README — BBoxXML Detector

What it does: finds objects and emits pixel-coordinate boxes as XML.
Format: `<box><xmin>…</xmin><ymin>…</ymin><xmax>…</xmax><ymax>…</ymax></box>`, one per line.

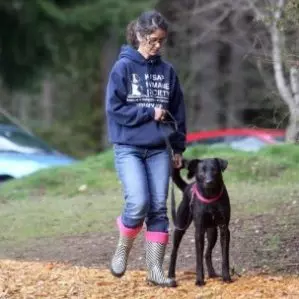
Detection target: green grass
<box><xmin>0</xmin><ymin>149</ymin><xmax>118</xmax><ymax>200</ymax></box>
<box><xmin>0</xmin><ymin>144</ymin><xmax>298</xmax><ymax>245</ymax></box>
<box><xmin>0</xmin><ymin>193</ymin><xmax>122</xmax><ymax>243</ymax></box>
<box><xmin>185</xmin><ymin>144</ymin><xmax>299</xmax><ymax>183</ymax></box>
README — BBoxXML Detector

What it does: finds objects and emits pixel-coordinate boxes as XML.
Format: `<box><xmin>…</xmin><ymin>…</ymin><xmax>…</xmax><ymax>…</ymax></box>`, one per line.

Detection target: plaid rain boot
<box><xmin>110</xmin><ymin>217</ymin><xmax>142</xmax><ymax>277</ymax></box>
<box><xmin>145</xmin><ymin>231</ymin><xmax>177</xmax><ymax>287</ymax></box>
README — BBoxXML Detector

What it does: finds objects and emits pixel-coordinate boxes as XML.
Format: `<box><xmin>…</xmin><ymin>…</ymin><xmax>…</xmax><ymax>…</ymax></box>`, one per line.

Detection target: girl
<box><xmin>105</xmin><ymin>10</ymin><xmax>186</xmax><ymax>287</ymax></box>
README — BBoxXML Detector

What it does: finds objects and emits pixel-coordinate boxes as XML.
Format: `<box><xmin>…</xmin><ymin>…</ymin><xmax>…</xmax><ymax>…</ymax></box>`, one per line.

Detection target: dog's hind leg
<box><xmin>219</xmin><ymin>225</ymin><xmax>232</xmax><ymax>283</ymax></box>
<box><xmin>205</xmin><ymin>227</ymin><xmax>219</xmax><ymax>278</ymax></box>
<box><xmin>168</xmin><ymin>225</ymin><xmax>190</xmax><ymax>279</ymax></box>
<box><xmin>168</xmin><ymin>192</ymin><xmax>192</xmax><ymax>279</ymax></box>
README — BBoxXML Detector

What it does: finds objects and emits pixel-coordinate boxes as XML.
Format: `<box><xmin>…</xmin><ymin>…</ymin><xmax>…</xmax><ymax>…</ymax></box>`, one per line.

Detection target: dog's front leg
<box><xmin>219</xmin><ymin>225</ymin><xmax>232</xmax><ymax>283</ymax></box>
<box><xmin>205</xmin><ymin>227</ymin><xmax>218</xmax><ymax>278</ymax></box>
<box><xmin>195</xmin><ymin>229</ymin><xmax>205</xmax><ymax>286</ymax></box>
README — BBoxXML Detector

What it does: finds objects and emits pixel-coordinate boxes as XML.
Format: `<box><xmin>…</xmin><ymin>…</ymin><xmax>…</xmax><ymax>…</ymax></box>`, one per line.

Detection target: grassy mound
<box><xmin>1</xmin><ymin>144</ymin><xmax>298</xmax><ymax>200</ymax></box>
<box><xmin>0</xmin><ymin>144</ymin><xmax>298</xmax><ymax>243</ymax></box>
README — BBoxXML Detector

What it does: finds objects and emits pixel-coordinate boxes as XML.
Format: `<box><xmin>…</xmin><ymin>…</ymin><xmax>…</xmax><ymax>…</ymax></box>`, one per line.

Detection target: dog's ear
<box><xmin>216</xmin><ymin>158</ymin><xmax>228</xmax><ymax>172</ymax></box>
<box><xmin>187</xmin><ymin>159</ymin><xmax>201</xmax><ymax>179</ymax></box>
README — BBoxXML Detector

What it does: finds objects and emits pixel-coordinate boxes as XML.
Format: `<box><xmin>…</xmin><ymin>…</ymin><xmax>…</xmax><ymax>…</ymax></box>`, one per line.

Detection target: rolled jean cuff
<box><xmin>121</xmin><ymin>214</ymin><xmax>145</xmax><ymax>230</ymax></box>
<box><xmin>117</xmin><ymin>216</ymin><xmax>142</xmax><ymax>238</ymax></box>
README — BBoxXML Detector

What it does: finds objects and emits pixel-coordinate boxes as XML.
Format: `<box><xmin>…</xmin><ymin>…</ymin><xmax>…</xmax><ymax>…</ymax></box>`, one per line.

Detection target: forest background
<box><xmin>1</xmin><ymin>0</ymin><xmax>298</xmax><ymax>158</ymax></box>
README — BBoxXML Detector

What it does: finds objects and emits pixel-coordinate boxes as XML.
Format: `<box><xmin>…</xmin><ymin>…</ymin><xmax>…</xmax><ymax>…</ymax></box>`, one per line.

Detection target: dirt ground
<box><xmin>1</xmin><ymin>211</ymin><xmax>298</xmax><ymax>275</ymax></box>
<box><xmin>0</xmin><ymin>208</ymin><xmax>298</xmax><ymax>298</ymax></box>
<box><xmin>1</xmin><ymin>260</ymin><xmax>299</xmax><ymax>299</ymax></box>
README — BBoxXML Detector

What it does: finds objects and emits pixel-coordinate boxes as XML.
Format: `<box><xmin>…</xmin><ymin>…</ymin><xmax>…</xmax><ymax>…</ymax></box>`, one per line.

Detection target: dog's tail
<box><xmin>171</xmin><ymin>159</ymin><xmax>188</xmax><ymax>192</ymax></box>
<box><xmin>170</xmin><ymin>159</ymin><xmax>189</xmax><ymax>228</ymax></box>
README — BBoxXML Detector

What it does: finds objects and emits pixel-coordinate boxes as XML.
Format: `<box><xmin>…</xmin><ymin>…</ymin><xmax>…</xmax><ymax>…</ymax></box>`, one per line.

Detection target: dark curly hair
<box><xmin>126</xmin><ymin>20</ymin><xmax>139</xmax><ymax>49</ymax></box>
<box><xmin>126</xmin><ymin>10</ymin><xmax>169</xmax><ymax>49</ymax></box>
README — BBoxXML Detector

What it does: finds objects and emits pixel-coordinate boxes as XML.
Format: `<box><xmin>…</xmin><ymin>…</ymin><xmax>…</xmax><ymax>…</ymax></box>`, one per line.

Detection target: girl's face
<box><xmin>138</xmin><ymin>28</ymin><xmax>167</xmax><ymax>58</ymax></box>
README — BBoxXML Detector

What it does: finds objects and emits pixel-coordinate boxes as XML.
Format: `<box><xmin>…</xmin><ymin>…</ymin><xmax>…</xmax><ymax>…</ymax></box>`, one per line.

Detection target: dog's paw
<box><xmin>167</xmin><ymin>271</ymin><xmax>176</xmax><ymax>279</ymax></box>
<box><xmin>195</xmin><ymin>280</ymin><xmax>205</xmax><ymax>287</ymax></box>
<box><xmin>223</xmin><ymin>276</ymin><xmax>233</xmax><ymax>283</ymax></box>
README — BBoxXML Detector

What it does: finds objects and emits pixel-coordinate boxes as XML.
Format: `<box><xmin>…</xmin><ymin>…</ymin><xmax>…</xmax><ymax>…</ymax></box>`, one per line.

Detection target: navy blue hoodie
<box><xmin>105</xmin><ymin>45</ymin><xmax>186</xmax><ymax>153</ymax></box>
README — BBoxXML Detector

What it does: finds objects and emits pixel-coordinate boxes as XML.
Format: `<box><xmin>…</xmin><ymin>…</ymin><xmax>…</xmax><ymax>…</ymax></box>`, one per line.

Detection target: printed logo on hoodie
<box><xmin>128</xmin><ymin>73</ymin><xmax>170</xmax><ymax>108</ymax></box>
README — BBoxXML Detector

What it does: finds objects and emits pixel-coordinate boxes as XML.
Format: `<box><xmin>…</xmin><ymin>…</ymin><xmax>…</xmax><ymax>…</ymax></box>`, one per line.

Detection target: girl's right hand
<box><xmin>154</xmin><ymin>107</ymin><xmax>166</xmax><ymax>121</ymax></box>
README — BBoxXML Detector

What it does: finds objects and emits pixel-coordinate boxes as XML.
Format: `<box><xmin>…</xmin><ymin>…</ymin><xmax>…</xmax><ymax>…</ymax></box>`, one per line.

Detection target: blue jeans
<box><xmin>113</xmin><ymin>144</ymin><xmax>171</xmax><ymax>232</ymax></box>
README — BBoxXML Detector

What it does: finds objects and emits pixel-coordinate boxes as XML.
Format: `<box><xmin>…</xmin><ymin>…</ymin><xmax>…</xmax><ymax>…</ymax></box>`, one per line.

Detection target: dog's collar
<box><xmin>191</xmin><ymin>183</ymin><xmax>224</xmax><ymax>204</ymax></box>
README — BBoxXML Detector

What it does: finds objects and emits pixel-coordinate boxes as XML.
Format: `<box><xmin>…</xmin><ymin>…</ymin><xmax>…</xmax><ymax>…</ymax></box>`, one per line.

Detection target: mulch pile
<box><xmin>0</xmin><ymin>259</ymin><xmax>298</xmax><ymax>298</ymax></box>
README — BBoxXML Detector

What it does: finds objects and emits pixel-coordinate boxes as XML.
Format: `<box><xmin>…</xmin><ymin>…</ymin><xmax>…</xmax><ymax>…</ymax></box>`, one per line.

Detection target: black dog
<box><xmin>168</xmin><ymin>158</ymin><xmax>232</xmax><ymax>286</ymax></box>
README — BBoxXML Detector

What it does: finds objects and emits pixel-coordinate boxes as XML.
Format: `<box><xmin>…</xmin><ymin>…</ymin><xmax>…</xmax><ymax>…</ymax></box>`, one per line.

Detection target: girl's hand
<box><xmin>173</xmin><ymin>153</ymin><xmax>183</xmax><ymax>169</ymax></box>
<box><xmin>154</xmin><ymin>107</ymin><xmax>166</xmax><ymax>121</ymax></box>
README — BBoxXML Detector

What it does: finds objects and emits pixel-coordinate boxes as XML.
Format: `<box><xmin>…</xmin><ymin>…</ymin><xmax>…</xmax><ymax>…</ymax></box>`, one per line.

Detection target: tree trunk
<box><xmin>95</xmin><ymin>30</ymin><xmax>119</xmax><ymax>150</ymax></box>
<box><xmin>191</xmin><ymin>41</ymin><xmax>220</xmax><ymax>130</ymax></box>
<box><xmin>287</xmin><ymin>66</ymin><xmax>299</xmax><ymax>141</ymax></box>
<box><xmin>225</xmin><ymin>46</ymin><xmax>244</xmax><ymax>128</ymax></box>
<box><xmin>41</xmin><ymin>78</ymin><xmax>53</xmax><ymax>128</ymax></box>
<box><xmin>19</xmin><ymin>93</ymin><xmax>29</xmax><ymax>124</ymax></box>
<box><xmin>224</xmin><ymin>14</ymin><xmax>248</xmax><ymax>128</ymax></box>
<box><xmin>270</xmin><ymin>0</ymin><xmax>297</xmax><ymax>142</ymax></box>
